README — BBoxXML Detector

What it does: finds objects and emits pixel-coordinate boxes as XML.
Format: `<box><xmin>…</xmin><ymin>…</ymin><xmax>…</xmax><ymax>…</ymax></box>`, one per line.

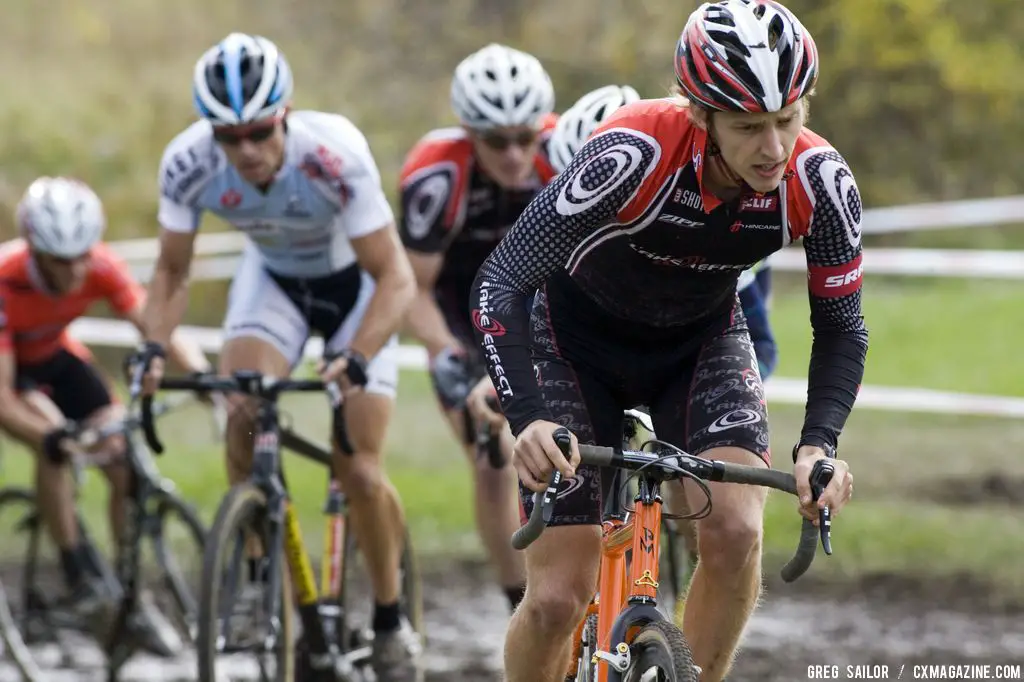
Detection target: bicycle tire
<box><xmin>567</xmin><ymin>612</ymin><xmax>598</xmax><ymax>682</ymax></box>
<box><xmin>0</xmin><ymin>576</ymin><xmax>44</xmax><ymax>681</ymax></box>
<box><xmin>196</xmin><ymin>484</ymin><xmax>294</xmax><ymax>682</ymax></box>
<box><xmin>0</xmin><ymin>487</ymin><xmax>60</xmax><ymax>643</ymax></box>
<box><xmin>399</xmin><ymin>525</ymin><xmax>424</xmax><ymax>638</ymax></box>
<box><xmin>657</xmin><ymin>518</ymin><xmax>697</xmax><ymax>625</ymax></box>
<box><xmin>149</xmin><ymin>488</ymin><xmax>207</xmax><ymax>640</ymax></box>
<box><xmin>625</xmin><ymin>620</ymin><xmax>698</xmax><ymax>682</ymax></box>
<box><xmin>341</xmin><ymin>521</ymin><xmax>424</xmax><ymax>636</ymax></box>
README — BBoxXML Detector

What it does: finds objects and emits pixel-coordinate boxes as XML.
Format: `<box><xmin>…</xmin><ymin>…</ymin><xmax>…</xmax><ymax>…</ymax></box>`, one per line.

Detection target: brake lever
<box><xmin>809</xmin><ymin>457</ymin><xmax>835</xmax><ymax>555</ymax></box>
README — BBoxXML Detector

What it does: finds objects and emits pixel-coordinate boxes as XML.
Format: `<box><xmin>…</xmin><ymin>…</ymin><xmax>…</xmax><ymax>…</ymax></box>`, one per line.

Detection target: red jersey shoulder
<box><xmin>0</xmin><ymin>240</ymin><xmax>30</xmax><ymax>280</ymax></box>
<box><xmin>784</xmin><ymin>127</ymin><xmax>858</xmax><ymax>240</ymax></box>
<box><xmin>399</xmin><ymin>128</ymin><xmax>474</xmax><ymax>186</ymax></box>
<box><xmin>534</xmin><ymin>112</ymin><xmax>561</xmax><ymax>184</ymax></box>
<box><xmin>587</xmin><ymin>98</ymin><xmax>697</xmax><ymax>224</ymax></box>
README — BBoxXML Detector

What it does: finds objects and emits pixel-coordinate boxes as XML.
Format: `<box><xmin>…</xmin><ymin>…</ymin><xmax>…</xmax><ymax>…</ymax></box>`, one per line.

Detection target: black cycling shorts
<box><xmin>521</xmin><ymin>273</ymin><xmax>770</xmax><ymax>527</ymax></box>
<box><xmin>16</xmin><ymin>349</ymin><xmax>114</xmax><ymax>421</ymax></box>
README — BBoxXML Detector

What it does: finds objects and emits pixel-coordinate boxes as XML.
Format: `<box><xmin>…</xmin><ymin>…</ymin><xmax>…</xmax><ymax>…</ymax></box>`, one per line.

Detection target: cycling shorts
<box><xmin>16</xmin><ymin>348</ymin><xmax>114</xmax><ymax>421</ymax></box>
<box><xmin>521</xmin><ymin>272</ymin><xmax>770</xmax><ymax>527</ymax></box>
<box><xmin>223</xmin><ymin>243</ymin><xmax>398</xmax><ymax>398</ymax></box>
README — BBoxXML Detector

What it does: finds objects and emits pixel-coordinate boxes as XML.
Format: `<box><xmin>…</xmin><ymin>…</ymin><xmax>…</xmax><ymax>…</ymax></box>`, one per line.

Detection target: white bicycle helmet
<box><xmin>17</xmin><ymin>177</ymin><xmax>106</xmax><ymax>258</ymax></box>
<box><xmin>675</xmin><ymin>0</ymin><xmax>818</xmax><ymax>112</ymax></box>
<box><xmin>193</xmin><ymin>33</ymin><xmax>294</xmax><ymax>126</ymax></box>
<box><xmin>548</xmin><ymin>85</ymin><xmax>641</xmax><ymax>174</ymax></box>
<box><xmin>450</xmin><ymin>43</ymin><xmax>555</xmax><ymax>130</ymax></box>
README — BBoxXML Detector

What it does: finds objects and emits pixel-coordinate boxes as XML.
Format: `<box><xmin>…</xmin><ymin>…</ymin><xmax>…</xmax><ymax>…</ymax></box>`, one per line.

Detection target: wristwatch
<box><xmin>791</xmin><ymin>441</ymin><xmax>837</xmax><ymax>464</ymax></box>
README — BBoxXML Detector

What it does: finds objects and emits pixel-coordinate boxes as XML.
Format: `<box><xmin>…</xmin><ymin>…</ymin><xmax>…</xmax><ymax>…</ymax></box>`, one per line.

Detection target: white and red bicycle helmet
<box><xmin>675</xmin><ymin>0</ymin><xmax>818</xmax><ymax>112</ymax></box>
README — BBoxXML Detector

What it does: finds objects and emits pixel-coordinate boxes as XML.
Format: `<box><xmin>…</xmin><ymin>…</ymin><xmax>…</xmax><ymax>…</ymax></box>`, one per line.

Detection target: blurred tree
<box><xmin>0</xmin><ymin>0</ymin><xmax>1020</xmax><ymax>323</ymax></box>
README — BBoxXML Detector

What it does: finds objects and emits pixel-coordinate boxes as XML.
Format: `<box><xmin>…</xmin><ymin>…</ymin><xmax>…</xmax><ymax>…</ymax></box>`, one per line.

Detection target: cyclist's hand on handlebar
<box><xmin>466</xmin><ymin>377</ymin><xmax>504</xmax><ymax>431</ymax></box>
<box><xmin>318</xmin><ymin>349</ymin><xmax>370</xmax><ymax>396</ymax></box>
<box><xmin>513</xmin><ymin>420</ymin><xmax>579</xmax><ymax>492</ymax></box>
<box><xmin>794</xmin><ymin>445</ymin><xmax>853</xmax><ymax>524</ymax></box>
<box><xmin>125</xmin><ymin>341</ymin><xmax>167</xmax><ymax>397</ymax></box>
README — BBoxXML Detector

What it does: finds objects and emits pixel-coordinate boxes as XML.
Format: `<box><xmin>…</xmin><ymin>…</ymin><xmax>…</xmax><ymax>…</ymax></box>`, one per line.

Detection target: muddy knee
<box><xmin>337</xmin><ymin>454</ymin><xmax>384</xmax><ymax>502</ymax></box>
<box><xmin>521</xmin><ymin>579</ymin><xmax>592</xmax><ymax>636</ymax></box>
<box><xmin>698</xmin><ymin>513</ymin><xmax>762</xmax><ymax>573</ymax></box>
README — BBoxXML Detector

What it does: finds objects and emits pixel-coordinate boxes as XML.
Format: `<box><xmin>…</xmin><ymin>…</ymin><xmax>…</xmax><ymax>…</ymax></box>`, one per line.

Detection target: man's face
<box><xmin>469</xmin><ymin>125</ymin><xmax>543</xmax><ymax>188</ymax></box>
<box><xmin>35</xmin><ymin>250</ymin><xmax>92</xmax><ymax>294</ymax></box>
<box><xmin>214</xmin><ymin>117</ymin><xmax>287</xmax><ymax>187</ymax></box>
<box><xmin>709</xmin><ymin>101</ymin><xmax>806</xmax><ymax>193</ymax></box>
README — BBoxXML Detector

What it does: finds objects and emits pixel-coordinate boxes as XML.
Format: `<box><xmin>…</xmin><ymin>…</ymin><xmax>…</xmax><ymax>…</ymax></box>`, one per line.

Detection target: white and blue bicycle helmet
<box><xmin>193</xmin><ymin>33</ymin><xmax>294</xmax><ymax>126</ymax></box>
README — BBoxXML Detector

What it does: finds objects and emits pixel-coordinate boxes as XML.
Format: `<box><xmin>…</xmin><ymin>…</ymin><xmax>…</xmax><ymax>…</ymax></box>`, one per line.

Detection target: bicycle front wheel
<box><xmin>149</xmin><ymin>488</ymin><xmax>207</xmax><ymax>642</ymax></box>
<box><xmin>0</xmin><ymin>576</ymin><xmax>44</xmax><ymax>681</ymax></box>
<box><xmin>196</xmin><ymin>483</ymin><xmax>294</xmax><ymax>682</ymax></box>
<box><xmin>625</xmin><ymin>620</ymin><xmax>699</xmax><ymax>682</ymax></box>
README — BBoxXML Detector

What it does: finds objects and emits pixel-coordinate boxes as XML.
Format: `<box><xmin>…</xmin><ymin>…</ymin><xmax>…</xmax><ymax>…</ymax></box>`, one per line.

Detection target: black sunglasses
<box><xmin>213</xmin><ymin>122</ymin><xmax>277</xmax><ymax>146</ymax></box>
<box><xmin>478</xmin><ymin>129</ymin><xmax>539</xmax><ymax>151</ymax></box>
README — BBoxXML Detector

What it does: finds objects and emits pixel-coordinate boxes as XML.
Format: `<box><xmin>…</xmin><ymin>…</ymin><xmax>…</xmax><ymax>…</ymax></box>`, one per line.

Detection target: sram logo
<box><xmin>808</xmin><ymin>254</ymin><xmax>864</xmax><ymax>297</ymax></box>
<box><xmin>824</xmin><ymin>263</ymin><xmax>863</xmax><ymax>288</ymax></box>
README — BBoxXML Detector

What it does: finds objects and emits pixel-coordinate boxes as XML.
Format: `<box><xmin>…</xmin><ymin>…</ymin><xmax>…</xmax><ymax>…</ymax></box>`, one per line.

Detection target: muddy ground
<box><xmin>0</xmin><ymin>558</ymin><xmax>1021</xmax><ymax>681</ymax></box>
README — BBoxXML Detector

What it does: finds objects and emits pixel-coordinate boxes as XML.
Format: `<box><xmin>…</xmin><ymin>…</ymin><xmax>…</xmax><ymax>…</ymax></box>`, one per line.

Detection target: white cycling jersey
<box><xmin>157</xmin><ymin>110</ymin><xmax>394</xmax><ymax>278</ymax></box>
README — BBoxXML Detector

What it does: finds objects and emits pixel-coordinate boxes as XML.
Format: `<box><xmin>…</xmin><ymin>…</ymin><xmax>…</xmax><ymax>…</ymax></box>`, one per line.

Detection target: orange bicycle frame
<box><xmin>566</xmin><ymin>479</ymin><xmax>666</xmax><ymax>682</ymax></box>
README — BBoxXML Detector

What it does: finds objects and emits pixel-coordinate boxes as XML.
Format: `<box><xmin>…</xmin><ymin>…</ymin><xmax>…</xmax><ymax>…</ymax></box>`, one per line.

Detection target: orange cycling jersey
<box><xmin>0</xmin><ymin>241</ymin><xmax>144</xmax><ymax>365</ymax></box>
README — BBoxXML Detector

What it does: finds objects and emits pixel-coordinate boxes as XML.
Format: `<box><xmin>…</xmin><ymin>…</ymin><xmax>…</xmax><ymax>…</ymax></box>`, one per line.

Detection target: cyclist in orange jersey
<box><xmin>0</xmin><ymin>177</ymin><xmax>209</xmax><ymax>636</ymax></box>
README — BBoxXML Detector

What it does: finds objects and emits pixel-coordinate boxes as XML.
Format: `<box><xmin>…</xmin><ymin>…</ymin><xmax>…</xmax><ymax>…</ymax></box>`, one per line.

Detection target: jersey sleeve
<box><xmin>795</xmin><ymin>147</ymin><xmax>870</xmax><ymax>451</ymax></box>
<box><xmin>397</xmin><ymin>140</ymin><xmax>461</xmax><ymax>254</ymax></box>
<box><xmin>470</xmin><ymin>127</ymin><xmax>663</xmax><ymax>436</ymax></box>
<box><xmin>157</xmin><ymin>126</ymin><xmax>211</xmax><ymax>232</ymax></box>
<box><xmin>92</xmin><ymin>246</ymin><xmax>146</xmax><ymax>315</ymax></box>
<box><xmin>331</xmin><ymin>135</ymin><xmax>395</xmax><ymax>240</ymax></box>
<box><xmin>0</xmin><ymin>286</ymin><xmax>12</xmax><ymax>356</ymax></box>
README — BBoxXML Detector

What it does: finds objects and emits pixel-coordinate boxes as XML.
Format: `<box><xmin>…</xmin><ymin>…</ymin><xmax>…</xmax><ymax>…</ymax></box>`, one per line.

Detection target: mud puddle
<box><xmin>1</xmin><ymin>559</ymin><xmax>1020</xmax><ymax>681</ymax></box>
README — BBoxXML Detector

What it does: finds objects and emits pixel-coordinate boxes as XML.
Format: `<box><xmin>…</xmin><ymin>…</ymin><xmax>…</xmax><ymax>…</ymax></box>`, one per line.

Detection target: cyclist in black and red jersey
<box><xmin>469</xmin><ymin>2</ymin><xmax>865</xmax><ymax>680</ymax></box>
<box><xmin>398</xmin><ymin>43</ymin><xmax>558</xmax><ymax>613</ymax></box>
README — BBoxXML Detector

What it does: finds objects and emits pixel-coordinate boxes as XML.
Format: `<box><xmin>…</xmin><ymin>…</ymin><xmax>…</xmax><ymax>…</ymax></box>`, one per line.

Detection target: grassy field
<box><xmin>2</xmin><ymin>274</ymin><xmax>1023</xmax><ymax>600</ymax></box>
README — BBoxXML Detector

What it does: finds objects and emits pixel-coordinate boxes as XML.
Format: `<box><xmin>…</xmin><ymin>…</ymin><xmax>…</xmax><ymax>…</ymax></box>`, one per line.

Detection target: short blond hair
<box><xmin>669</xmin><ymin>84</ymin><xmax>813</xmax><ymax>125</ymax></box>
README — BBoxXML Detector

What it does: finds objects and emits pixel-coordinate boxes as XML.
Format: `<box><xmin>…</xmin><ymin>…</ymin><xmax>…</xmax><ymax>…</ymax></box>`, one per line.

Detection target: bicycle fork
<box><xmin>581</xmin><ymin>493</ymin><xmax>667</xmax><ymax>682</ymax></box>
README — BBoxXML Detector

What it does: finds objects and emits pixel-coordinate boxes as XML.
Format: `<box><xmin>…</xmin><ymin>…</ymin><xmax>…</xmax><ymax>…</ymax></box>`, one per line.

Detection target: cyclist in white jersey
<box><xmin>134</xmin><ymin>33</ymin><xmax>420</xmax><ymax>681</ymax></box>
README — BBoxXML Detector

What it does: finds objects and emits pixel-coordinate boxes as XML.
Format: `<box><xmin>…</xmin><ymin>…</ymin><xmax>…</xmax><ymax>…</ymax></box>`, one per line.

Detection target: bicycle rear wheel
<box><xmin>339</xmin><ymin>520</ymin><xmax>424</xmax><ymax>661</ymax></box>
<box><xmin>196</xmin><ymin>483</ymin><xmax>294</xmax><ymax>682</ymax></box>
<box><xmin>625</xmin><ymin>620</ymin><xmax>699</xmax><ymax>682</ymax></box>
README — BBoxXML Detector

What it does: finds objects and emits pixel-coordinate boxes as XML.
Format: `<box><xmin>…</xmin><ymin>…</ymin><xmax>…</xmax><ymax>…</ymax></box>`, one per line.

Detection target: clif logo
<box><xmin>740</xmin><ymin>195</ymin><xmax>778</xmax><ymax>212</ymax></box>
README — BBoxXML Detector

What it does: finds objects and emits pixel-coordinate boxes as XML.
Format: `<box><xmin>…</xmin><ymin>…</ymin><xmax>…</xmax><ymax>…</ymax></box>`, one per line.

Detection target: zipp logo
<box><xmin>707</xmin><ymin>409</ymin><xmax>762</xmax><ymax>433</ymax></box>
<box><xmin>658</xmin><ymin>213</ymin><xmax>703</xmax><ymax>228</ymax></box>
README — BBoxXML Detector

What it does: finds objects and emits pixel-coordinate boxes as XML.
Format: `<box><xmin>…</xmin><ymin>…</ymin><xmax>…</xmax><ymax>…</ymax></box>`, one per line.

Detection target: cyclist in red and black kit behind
<box><xmin>398</xmin><ymin>43</ymin><xmax>558</xmax><ymax>613</ymax></box>
<box><xmin>470</xmin><ymin>2</ymin><xmax>865</xmax><ymax>680</ymax></box>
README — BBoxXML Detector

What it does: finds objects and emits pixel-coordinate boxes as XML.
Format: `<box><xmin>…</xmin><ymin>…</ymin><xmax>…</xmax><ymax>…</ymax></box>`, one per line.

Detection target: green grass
<box><xmin>3</xmin><ymin>360</ymin><xmax>1023</xmax><ymax>598</ymax></box>
<box><xmin>768</xmin><ymin>274</ymin><xmax>1024</xmax><ymax>396</ymax></box>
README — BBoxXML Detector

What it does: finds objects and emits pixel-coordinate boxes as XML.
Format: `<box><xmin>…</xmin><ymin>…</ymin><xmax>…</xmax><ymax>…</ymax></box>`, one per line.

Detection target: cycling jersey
<box><xmin>0</xmin><ymin>241</ymin><xmax>144</xmax><ymax>365</ymax></box>
<box><xmin>398</xmin><ymin>116</ymin><xmax>558</xmax><ymax>351</ymax></box>
<box><xmin>158</xmin><ymin>110</ymin><xmax>394</xmax><ymax>279</ymax></box>
<box><xmin>472</xmin><ymin>98</ymin><xmax>868</xmax><ymax>451</ymax></box>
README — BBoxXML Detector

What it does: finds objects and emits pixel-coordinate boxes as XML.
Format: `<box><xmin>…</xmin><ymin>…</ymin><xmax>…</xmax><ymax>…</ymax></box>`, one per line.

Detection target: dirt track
<box><xmin>2</xmin><ymin>558</ymin><xmax>1021</xmax><ymax>681</ymax></box>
